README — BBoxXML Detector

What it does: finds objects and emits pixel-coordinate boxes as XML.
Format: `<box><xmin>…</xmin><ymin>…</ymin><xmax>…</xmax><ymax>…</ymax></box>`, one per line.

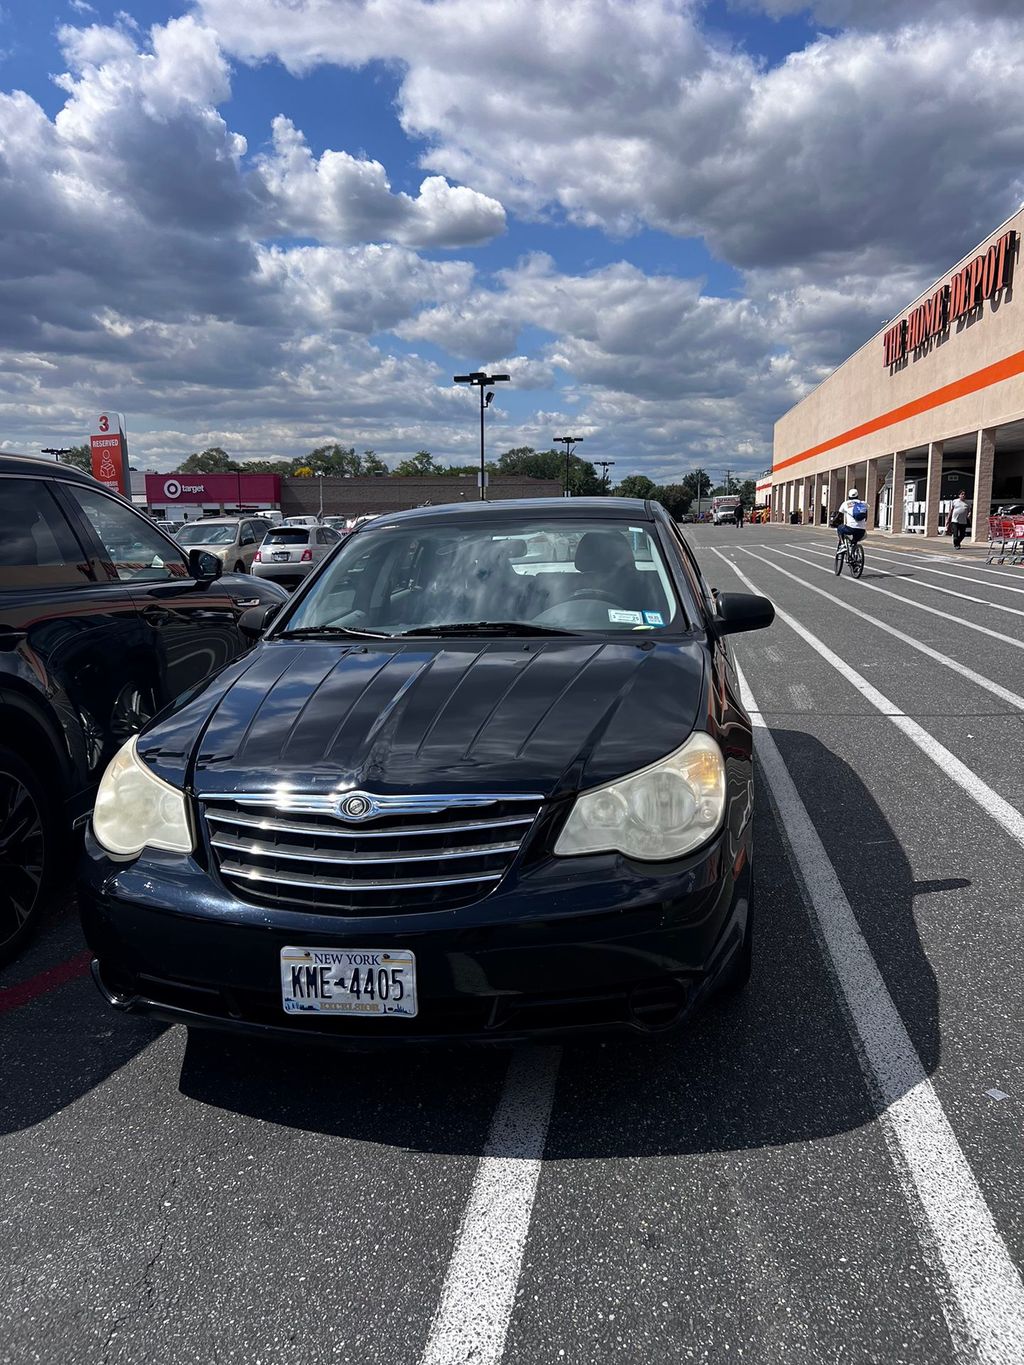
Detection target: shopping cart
<box><xmin>986</xmin><ymin>515</ymin><xmax>1024</xmax><ymax>565</ymax></box>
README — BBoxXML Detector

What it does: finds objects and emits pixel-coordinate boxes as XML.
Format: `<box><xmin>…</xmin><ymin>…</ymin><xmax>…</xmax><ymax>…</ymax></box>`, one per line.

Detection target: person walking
<box><xmin>950</xmin><ymin>490</ymin><xmax>971</xmax><ymax>549</ymax></box>
<box><xmin>735</xmin><ymin>504</ymin><xmax>744</xmax><ymax>528</ymax></box>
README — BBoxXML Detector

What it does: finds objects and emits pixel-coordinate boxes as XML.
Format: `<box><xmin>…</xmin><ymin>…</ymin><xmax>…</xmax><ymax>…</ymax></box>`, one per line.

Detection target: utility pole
<box><xmin>554</xmin><ymin>436</ymin><xmax>583</xmax><ymax>497</ymax></box>
<box><xmin>41</xmin><ymin>448</ymin><xmax>75</xmax><ymax>463</ymax></box>
<box><xmin>595</xmin><ymin>460</ymin><xmax>615</xmax><ymax>492</ymax></box>
<box><xmin>454</xmin><ymin>371</ymin><xmax>510</xmax><ymax>499</ymax></box>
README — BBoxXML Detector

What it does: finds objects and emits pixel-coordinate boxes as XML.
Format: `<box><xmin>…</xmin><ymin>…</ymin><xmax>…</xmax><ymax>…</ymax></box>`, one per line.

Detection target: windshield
<box><xmin>264</xmin><ymin>528</ymin><xmax>311</xmax><ymax>544</ymax></box>
<box><xmin>178</xmin><ymin>523</ymin><xmax>238</xmax><ymax>545</ymax></box>
<box><xmin>281</xmin><ymin>519</ymin><xmax>682</xmax><ymax>637</ymax></box>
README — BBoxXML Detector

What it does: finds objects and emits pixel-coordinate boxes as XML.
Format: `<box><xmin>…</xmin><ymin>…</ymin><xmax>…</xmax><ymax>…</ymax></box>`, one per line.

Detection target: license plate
<box><xmin>280</xmin><ymin>946</ymin><xmax>417</xmax><ymax>1018</ymax></box>
<box><xmin>272</xmin><ymin>551</ymin><xmax>291</xmax><ymax>562</ymax></box>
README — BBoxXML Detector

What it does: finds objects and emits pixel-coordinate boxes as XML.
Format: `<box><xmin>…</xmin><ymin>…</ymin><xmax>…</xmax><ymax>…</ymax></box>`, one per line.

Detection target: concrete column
<box><xmin>812</xmin><ymin>472</ymin><xmax>823</xmax><ymax>526</ymax></box>
<box><xmin>802</xmin><ymin>475</ymin><xmax>813</xmax><ymax>524</ymax></box>
<box><xmin>971</xmin><ymin>428</ymin><xmax>996</xmax><ymax>544</ymax></box>
<box><xmin>827</xmin><ymin>468</ymin><xmax>842</xmax><ymax>522</ymax></box>
<box><xmin>890</xmin><ymin>451</ymin><xmax>907</xmax><ymax>533</ymax></box>
<box><xmin>865</xmin><ymin>458</ymin><xmax>881</xmax><ymax>530</ymax></box>
<box><xmin>923</xmin><ymin>440</ymin><xmax>944</xmax><ymax>538</ymax></box>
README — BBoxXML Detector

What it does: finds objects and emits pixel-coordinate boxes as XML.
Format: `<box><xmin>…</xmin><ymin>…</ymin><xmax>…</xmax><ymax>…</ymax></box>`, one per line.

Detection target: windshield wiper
<box><xmin>394</xmin><ymin>621</ymin><xmax>575</xmax><ymax>638</ymax></box>
<box><xmin>276</xmin><ymin>625</ymin><xmax>395</xmax><ymax>640</ymax></box>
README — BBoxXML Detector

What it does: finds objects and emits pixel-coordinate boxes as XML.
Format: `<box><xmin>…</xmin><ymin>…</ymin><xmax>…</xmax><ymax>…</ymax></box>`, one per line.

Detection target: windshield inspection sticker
<box><xmin>643</xmin><ymin>611</ymin><xmax>665</xmax><ymax>626</ymax></box>
<box><xmin>608</xmin><ymin>609</ymin><xmax>644</xmax><ymax>624</ymax></box>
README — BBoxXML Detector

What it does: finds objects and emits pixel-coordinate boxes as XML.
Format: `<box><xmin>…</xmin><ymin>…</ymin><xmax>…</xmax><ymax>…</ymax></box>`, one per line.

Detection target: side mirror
<box><xmin>188</xmin><ymin>549</ymin><xmax>222</xmax><ymax>583</ymax></box>
<box><xmin>713</xmin><ymin>591</ymin><xmax>774</xmax><ymax>636</ymax></box>
<box><xmin>239</xmin><ymin>602</ymin><xmax>281</xmax><ymax>641</ymax></box>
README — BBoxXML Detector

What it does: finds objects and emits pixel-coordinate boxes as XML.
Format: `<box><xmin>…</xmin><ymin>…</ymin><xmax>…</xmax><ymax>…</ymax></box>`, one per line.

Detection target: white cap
<box><xmin>848</xmin><ymin>488</ymin><xmax>859</xmax><ymax>498</ymax></box>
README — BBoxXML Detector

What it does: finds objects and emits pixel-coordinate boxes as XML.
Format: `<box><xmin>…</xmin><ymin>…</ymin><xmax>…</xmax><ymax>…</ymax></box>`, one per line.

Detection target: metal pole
<box><xmin>565</xmin><ymin>444</ymin><xmax>570</xmax><ymax>497</ymax></box>
<box><xmin>479</xmin><ymin>383</ymin><xmax>486</xmax><ymax>500</ymax></box>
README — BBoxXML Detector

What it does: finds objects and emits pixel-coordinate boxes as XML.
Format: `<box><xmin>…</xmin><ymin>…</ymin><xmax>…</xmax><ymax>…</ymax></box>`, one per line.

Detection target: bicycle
<box><xmin>834</xmin><ymin>535</ymin><xmax>865</xmax><ymax>578</ymax></box>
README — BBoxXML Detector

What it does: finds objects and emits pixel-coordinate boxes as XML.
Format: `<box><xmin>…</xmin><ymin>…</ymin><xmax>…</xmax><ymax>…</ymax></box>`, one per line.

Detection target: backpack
<box><xmin>850</xmin><ymin>500</ymin><xmax>868</xmax><ymax>522</ymax></box>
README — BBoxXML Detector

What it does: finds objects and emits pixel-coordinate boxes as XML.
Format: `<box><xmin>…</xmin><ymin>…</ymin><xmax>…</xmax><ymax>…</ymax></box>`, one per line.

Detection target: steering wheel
<box><xmin>570</xmin><ymin>587</ymin><xmax>621</xmax><ymax>603</ymax></box>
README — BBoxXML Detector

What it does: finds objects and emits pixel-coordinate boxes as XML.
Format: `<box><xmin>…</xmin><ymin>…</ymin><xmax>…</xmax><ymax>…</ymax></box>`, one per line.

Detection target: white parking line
<box><xmin>708</xmin><ymin>549</ymin><xmax>1024</xmax><ymax>851</ymax></box>
<box><xmin>420</xmin><ymin>1047</ymin><xmax>561</xmax><ymax>1365</ymax></box>
<box><xmin>736</xmin><ymin>659</ymin><xmax>1024</xmax><ymax>1365</ymax></box>
<box><xmin>818</xmin><ymin>541</ymin><xmax>1024</xmax><ymax>584</ymax></box>
<box><xmin>860</xmin><ymin>547</ymin><xmax>1024</xmax><ymax>597</ymax></box>
<box><xmin>755</xmin><ymin>546</ymin><xmax>1024</xmax><ymax>654</ymax></box>
<box><xmin>786</xmin><ymin>545</ymin><xmax>1024</xmax><ymax>620</ymax></box>
<box><xmin>723</xmin><ymin>548</ymin><xmax>1024</xmax><ymax>712</ymax></box>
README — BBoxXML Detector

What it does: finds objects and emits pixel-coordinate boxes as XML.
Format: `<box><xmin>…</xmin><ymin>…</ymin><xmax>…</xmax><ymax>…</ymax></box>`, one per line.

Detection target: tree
<box><xmin>681</xmin><ymin>469</ymin><xmax>712</xmax><ymax>503</ymax></box>
<box><xmin>293</xmin><ymin>465</ymin><xmax>314</xmax><ymax>478</ymax></box>
<box><xmin>616</xmin><ymin>474</ymin><xmax>656</xmax><ymax>500</ymax></box>
<box><xmin>362</xmin><ymin>449</ymin><xmax>389</xmax><ymax>476</ymax></box>
<box><xmin>180</xmin><ymin>446</ymin><xmax>238</xmax><ymax>474</ymax></box>
<box><xmin>236</xmin><ymin>458</ymin><xmax>292</xmax><ymax>473</ymax></box>
<box><xmin>61</xmin><ymin>445</ymin><xmax>92</xmax><ymax>473</ymax></box>
<box><xmin>394</xmin><ymin>450</ymin><xmax>438</xmax><ymax>476</ymax></box>
<box><xmin>496</xmin><ymin>446</ymin><xmax>602</xmax><ymax>495</ymax></box>
<box><xmin>304</xmin><ymin>443</ymin><xmax>362</xmax><ymax>477</ymax></box>
<box><xmin>650</xmin><ymin>484</ymin><xmax>692</xmax><ymax>518</ymax></box>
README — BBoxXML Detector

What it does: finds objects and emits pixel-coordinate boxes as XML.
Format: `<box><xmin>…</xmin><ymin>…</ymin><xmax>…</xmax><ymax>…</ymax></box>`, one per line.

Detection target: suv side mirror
<box><xmin>188</xmin><ymin>549</ymin><xmax>222</xmax><ymax>584</ymax></box>
<box><xmin>713</xmin><ymin>591</ymin><xmax>774</xmax><ymax>636</ymax></box>
<box><xmin>239</xmin><ymin>602</ymin><xmax>281</xmax><ymax>641</ymax></box>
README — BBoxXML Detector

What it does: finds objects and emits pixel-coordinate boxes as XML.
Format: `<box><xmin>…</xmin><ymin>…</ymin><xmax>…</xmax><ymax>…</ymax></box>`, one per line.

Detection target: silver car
<box><xmin>251</xmin><ymin>524</ymin><xmax>342</xmax><ymax>588</ymax></box>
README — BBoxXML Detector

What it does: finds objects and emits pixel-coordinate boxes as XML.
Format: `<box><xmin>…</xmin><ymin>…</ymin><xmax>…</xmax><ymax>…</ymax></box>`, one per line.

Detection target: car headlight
<box><xmin>92</xmin><ymin>737</ymin><xmax>193</xmax><ymax>857</ymax></box>
<box><xmin>554</xmin><ymin>731</ymin><xmax>726</xmax><ymax>861</ymax></box>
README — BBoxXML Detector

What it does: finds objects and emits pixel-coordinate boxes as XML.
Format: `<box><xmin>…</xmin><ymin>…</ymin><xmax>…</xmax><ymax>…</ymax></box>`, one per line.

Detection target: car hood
<box><xmin>138</xmin><ymin>638</ymin><xmax>707</xmax><ymax>800</ymax></box>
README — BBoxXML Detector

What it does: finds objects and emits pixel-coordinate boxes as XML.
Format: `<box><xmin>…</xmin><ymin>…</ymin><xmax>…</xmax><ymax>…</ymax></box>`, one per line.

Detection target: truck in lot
<box><xmin>710</xmin><ymin>496</ymin><xmax>742</xmax><ymax>525</ymax></box>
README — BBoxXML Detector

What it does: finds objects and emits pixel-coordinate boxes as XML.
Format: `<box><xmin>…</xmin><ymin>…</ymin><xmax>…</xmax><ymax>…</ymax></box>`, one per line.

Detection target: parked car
<box><xmin>283</xmin><ymin>516</ymin><xmax>320</xmax><ymax>528</ymax></box>
<box><xmin>80</xmin><ymin>496</ymin><xmax>774</xmax><ymax>1043</ymax></box>
<box><xmin>176</xmin><ymin>518</ymin><xmax>269</xmax><ymax>573</ymax></box>
<box><xmin>322</xmin><ymin>516</ymin><xmax>350</xmax><ymax>533</ymax></box>
<box><xmin>0</xmin><ymin>454</ymin><xmax>287</xmax><ymax>963</ymax></box>
<box><xmin>251</xmin><ymin>524</ymin><xmax>343</xmax><ymax>589</ymax></box>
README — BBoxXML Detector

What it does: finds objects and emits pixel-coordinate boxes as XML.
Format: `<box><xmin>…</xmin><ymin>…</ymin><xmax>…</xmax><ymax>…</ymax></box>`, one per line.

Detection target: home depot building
<box><xmin>772</xmin><ymin>211</ymin><xmax>1024</xmax><ymax>541</ymax></box>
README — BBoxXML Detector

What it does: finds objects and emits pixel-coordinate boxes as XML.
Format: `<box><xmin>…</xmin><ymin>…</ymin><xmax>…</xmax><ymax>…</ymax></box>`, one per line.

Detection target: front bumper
<box><xmin>79</xmin><ymin>822</ymin><xmax>752</xmax><ymax>1046</ymax></box>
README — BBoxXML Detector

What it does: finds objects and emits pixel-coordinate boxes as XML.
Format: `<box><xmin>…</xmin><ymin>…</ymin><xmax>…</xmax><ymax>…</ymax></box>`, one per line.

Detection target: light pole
<box><xmin>554</xmin><ymin>435</ymin><xmax>583</xmax><ymax>497</ymax></box>
<box><xmin>315</xmin><ymin>470</ymin><xmax>324</xmax><ymax>520</ymax></box>
<box><xmin>595</xmin><ymin>459</ymin><xmax>615</xmax><ymax>493</ymax></box>
<box><xmin>454</xmin><ymin>371</ymin><xmax>510</xmax><ymax>499</ymax></box>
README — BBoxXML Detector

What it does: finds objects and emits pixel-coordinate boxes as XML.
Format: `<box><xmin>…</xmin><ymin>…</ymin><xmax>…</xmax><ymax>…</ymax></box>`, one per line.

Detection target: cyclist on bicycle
<box><xmin>834</xmin><ymin>487</ymin><xmax>868</xmax><ymax>546</ymax></box>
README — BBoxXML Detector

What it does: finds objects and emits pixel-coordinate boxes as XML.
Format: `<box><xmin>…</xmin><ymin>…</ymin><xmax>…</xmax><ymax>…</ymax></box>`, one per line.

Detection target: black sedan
<box><xmin>79</xmin><ymin>498</ymin><xmax>773</xmax><ymax>1043</ymax></box>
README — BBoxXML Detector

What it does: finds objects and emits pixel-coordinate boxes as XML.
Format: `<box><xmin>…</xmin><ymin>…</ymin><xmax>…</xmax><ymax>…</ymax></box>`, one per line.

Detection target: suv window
<box><xmin>0</xmin><ymin>479</ymin><xmax>93</xmax><ymax>588</ymax></box>
<box><xmin>66</xmin><ymin>486</ymin><xmax>188</xmax><ymax>583</ymax></box>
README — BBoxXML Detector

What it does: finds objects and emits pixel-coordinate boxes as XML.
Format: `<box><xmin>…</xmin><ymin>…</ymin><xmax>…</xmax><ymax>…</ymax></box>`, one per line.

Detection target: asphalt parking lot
<box><xmin>3</xmin><ymin>520</ymin><xmax>1024</xmax><ymax>1365</ymax></box>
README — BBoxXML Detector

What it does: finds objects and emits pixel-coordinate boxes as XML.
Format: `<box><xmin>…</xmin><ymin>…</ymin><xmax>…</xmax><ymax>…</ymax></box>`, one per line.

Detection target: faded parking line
<box><xmin>736</xmin><ymin>659</ymin><xmax>1024</xmax><ymax>1365</ymax></box>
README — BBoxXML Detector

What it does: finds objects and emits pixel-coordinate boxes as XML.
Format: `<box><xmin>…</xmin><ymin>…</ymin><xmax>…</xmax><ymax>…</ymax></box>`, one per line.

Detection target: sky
<box><xmin>2</xmin><ymin>0</ymin><xmax>1023</xmax><ymax>483</ymax></box>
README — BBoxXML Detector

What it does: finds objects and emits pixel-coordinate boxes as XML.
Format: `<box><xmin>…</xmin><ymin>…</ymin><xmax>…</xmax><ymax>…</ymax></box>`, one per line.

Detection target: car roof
<box><xmin>355</xmin><ymin>497</ymin><xmax>658</xmax><ymax>531</ymax></box>
<box><xmin>0</xmin><ymin>452</ymin><xmax>101</xmax><ymax>483</ymax></box>
<box><xmin>182</xmin><ymin>516</ymin><xmax>244</xmax><ymax>525</ymax></box>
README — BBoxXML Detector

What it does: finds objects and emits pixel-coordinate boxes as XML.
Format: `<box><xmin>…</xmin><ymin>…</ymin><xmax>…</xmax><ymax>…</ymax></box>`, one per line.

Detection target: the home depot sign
<box><xmin>883</xmin><ymin>229</ymin><xmax>1017</xmax><ymax>369</ymax></box>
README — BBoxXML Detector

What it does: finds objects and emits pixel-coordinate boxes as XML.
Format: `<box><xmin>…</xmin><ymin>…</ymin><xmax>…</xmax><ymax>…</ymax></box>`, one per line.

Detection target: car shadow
<box><xmin>0</xmin><ymin>885</ymin><xmax>166</xmax><ymax>1137</ymax></box>
<box><xmin>176</xmin><ymin>730</ymin><xmax>940</xmax><ymax>1159</ymax></box>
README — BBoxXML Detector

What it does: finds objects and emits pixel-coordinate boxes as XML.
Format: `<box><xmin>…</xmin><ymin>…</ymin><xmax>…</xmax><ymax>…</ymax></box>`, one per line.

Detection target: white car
<box><xmin>282</xmin><ymin>515</ymin><xmax>320</xmax><ymax>528</ymax></box>
<box><xmin>251</xmin><ymin>523</ymin><xmax>343</xmax><ymax>588</ymax></box>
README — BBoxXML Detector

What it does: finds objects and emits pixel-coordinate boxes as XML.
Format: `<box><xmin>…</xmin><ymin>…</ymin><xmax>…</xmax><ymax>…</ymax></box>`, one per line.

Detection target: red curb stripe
<box><xmin>0</xmin><ymin>949</ymin><xmax>92</xmax><ymax>1014</ymax></box>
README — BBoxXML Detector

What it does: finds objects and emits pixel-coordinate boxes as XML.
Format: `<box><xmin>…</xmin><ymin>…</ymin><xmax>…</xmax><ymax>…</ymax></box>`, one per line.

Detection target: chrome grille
<box><xmin>198</xmin><ymin>791</ymin><xmax>544</xmax><ymax>914</ymax></box>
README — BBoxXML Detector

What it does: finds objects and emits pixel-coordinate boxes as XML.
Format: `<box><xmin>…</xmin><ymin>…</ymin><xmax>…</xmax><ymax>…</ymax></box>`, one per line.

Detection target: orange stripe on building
<box><xmin>773</xmin><ymin>347</ymin><xmax>1024</xmax><ymax>474</ymax></box>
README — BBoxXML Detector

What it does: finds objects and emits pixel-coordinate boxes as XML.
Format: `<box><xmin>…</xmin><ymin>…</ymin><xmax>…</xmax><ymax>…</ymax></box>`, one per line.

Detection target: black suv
<box><xmin>0</xmin><ymin>454</ymin><xmax>286</xmax><ymax>963</ymax></box>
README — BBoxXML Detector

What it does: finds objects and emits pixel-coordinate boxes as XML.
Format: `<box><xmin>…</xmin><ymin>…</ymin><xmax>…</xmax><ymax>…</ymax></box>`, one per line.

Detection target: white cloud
<box><xmin>253</xmin><ymin>116</ymin><xmax>505</xmax><ymax>248</ymax></box>
<box><xmin>199</xmin><ymin>0</ymin><xmax>1024</xmax><ymax>283</ymax></box>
